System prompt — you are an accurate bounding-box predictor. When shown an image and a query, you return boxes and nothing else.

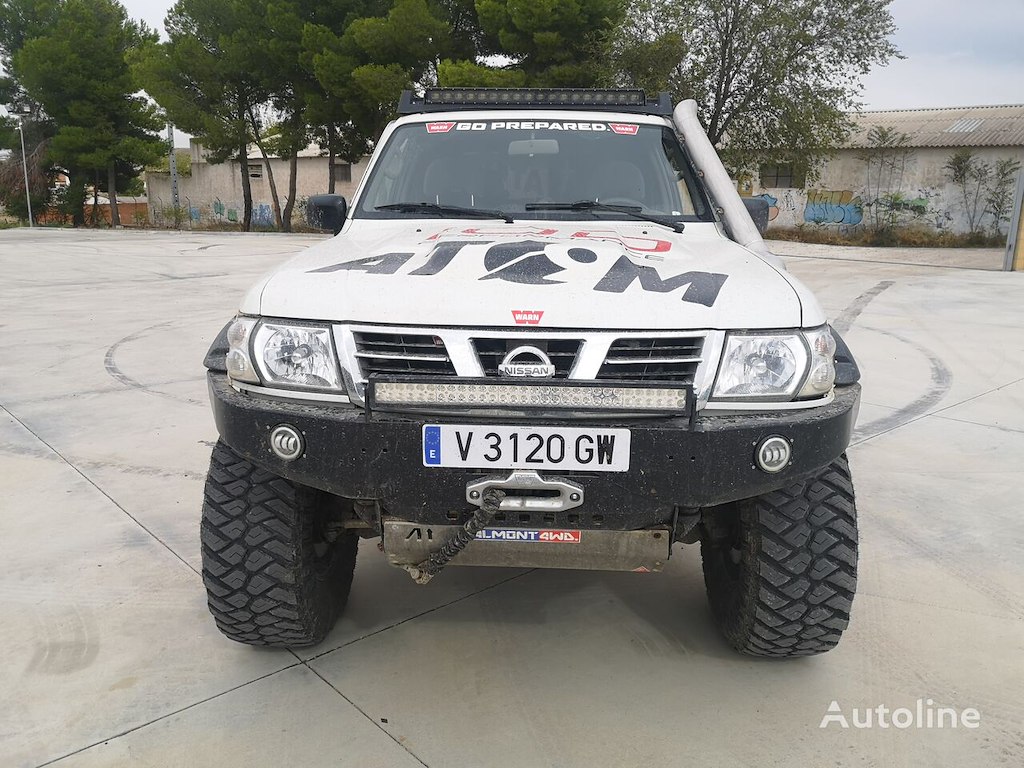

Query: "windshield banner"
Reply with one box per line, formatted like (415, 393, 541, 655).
(426, 121, 638, 134)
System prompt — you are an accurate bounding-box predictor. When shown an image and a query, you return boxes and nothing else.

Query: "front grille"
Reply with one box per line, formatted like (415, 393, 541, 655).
(472, 338, 581, 378)
(597, 336, 704, 383)
(353, 331, 456, 377)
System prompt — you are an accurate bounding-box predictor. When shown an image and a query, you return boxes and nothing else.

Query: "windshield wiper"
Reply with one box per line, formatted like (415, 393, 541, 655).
(525, 200, 685, 233)
(376, 202, 514, 223)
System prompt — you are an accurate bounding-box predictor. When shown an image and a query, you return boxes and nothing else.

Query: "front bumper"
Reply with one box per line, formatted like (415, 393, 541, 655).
(209, 373, 860, 531)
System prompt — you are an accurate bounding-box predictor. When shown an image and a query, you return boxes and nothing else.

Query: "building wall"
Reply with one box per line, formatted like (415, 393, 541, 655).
(755, 146, 1024, 236)
(35, 200, 149, 226)
(146, 149, 368, 228)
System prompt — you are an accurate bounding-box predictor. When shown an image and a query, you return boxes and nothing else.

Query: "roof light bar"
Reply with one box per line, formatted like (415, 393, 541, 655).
(398, 89, 673, 116)
(425, 88, 644, 106)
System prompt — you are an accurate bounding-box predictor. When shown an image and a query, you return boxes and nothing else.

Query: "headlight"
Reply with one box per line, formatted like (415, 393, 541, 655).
(711, 327, 837, 401)
(225, 317, 259, 383)
(798, 326, 836, 398)
(252, 322, 343, 390)
(712, 333, 808, 400)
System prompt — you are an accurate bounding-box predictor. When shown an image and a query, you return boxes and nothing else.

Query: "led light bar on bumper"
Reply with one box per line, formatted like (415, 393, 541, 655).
(368, 377, 690, 416)
(225, 317, 345, 393)
(711, 327, 837, 402)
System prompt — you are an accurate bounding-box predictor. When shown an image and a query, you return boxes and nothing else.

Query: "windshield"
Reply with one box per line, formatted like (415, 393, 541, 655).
(355, 119, 713, 222)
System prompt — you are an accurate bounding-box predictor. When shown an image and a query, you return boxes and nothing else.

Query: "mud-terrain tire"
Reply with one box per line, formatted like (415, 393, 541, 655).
(700, 455, 858, 657)
(201, 440, 358, 647)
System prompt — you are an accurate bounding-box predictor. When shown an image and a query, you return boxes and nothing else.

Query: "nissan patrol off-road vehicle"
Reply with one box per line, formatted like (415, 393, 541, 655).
(201, 88, 861, 657)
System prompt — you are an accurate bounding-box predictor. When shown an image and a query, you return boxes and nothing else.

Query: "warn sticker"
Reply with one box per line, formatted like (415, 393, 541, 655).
(609, 123, 639, 136)
(476, 529, 581, 543)
(512, 309, 543, 325)
(426, 122, 455, 133)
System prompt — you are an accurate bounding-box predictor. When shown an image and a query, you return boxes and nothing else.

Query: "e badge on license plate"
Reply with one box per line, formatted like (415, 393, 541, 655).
(422, 425, 630, 472)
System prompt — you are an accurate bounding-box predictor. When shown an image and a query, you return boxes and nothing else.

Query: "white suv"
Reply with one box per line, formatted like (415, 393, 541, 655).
(200, 88, 861, 657)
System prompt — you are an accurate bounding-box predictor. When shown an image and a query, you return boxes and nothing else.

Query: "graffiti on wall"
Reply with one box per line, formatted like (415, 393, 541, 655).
(803, 190, 863, 226)
(254, 204, 273, 227)
(873, 194, 926, 215)
(756, 191, 798, 222)
(756, 193, 780, 221)
(759, 182, 972, 236)
(782, 190, 797, 217)
(150, 195, 296, 229)
(860, 189, 956, 230)
(914, 188, 954, 230)
(212, 199, 240, 223)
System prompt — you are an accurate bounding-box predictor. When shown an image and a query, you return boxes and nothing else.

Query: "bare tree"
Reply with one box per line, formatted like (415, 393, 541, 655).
(859, 126, 914, 232)
(986, 157, 1022, 235)
(944, 150, 992, 234)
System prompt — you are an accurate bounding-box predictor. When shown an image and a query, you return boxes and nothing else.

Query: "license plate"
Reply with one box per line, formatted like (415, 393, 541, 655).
(422, 425, 630, 472)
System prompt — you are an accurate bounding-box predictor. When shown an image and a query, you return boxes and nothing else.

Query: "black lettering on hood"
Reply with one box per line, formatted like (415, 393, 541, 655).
(305, 240, 728, 308)
(480, 240, 567, 285)
(593, 255, 728, 307)
(310, 253, 413, 274)
(410, 241, 490, 276)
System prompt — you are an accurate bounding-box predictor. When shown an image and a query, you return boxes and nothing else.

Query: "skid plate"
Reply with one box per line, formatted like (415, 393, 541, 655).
(383, 520, 671, 572)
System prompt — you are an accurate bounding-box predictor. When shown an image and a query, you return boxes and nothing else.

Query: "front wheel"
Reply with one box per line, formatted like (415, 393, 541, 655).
(700, 455, 858, 657)
(200, 440, 358, 647)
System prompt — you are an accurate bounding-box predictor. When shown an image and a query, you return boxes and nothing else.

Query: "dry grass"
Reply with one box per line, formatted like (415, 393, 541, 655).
(768, 225, 1006, 249)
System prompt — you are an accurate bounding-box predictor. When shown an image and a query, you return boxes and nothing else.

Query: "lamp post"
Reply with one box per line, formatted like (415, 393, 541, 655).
(16, 114, 34, 227)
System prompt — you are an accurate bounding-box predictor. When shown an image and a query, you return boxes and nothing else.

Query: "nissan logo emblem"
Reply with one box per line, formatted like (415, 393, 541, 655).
(498, 345, 556, 378)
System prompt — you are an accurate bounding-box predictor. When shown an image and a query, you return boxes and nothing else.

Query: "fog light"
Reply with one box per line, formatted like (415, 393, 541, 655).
(755, 435, 791, 473)
(270, 424, 304, 461)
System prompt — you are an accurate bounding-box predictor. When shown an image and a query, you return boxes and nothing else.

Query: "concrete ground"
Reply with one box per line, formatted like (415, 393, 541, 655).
(1, 228, 1022, 768)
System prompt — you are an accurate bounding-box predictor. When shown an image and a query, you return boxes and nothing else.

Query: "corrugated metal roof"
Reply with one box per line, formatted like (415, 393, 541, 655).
(845, 105, 1024, 149)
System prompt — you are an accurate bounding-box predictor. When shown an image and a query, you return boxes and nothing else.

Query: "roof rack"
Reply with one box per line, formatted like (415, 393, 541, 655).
(398, 88, 673, 116)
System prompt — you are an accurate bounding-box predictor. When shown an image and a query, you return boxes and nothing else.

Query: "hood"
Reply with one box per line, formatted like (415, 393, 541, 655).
(242, 221, 823, 330)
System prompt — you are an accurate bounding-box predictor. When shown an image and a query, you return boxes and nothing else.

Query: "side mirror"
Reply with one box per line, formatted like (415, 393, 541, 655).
(307, 194, 348, 235)
(741, 196, 770, 236)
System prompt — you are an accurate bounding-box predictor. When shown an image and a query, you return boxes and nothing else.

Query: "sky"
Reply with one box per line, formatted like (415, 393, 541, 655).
(116, 0, 1023, 115)
(858, 0, 1024, 110)
(4, 0, 1022, 145)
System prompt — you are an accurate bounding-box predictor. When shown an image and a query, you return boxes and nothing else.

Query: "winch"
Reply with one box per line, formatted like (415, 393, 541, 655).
(386, 474, 671, 581)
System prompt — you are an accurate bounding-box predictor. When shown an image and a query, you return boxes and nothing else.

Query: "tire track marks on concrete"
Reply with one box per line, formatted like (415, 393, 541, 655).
(0, 439, 204, 481)
(0, 403, 200, 579)
(829, 280, 955, 441)
(104, 323, 205, 407)
(832, 279, 894, 335)
(852, 325, 953, 443)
